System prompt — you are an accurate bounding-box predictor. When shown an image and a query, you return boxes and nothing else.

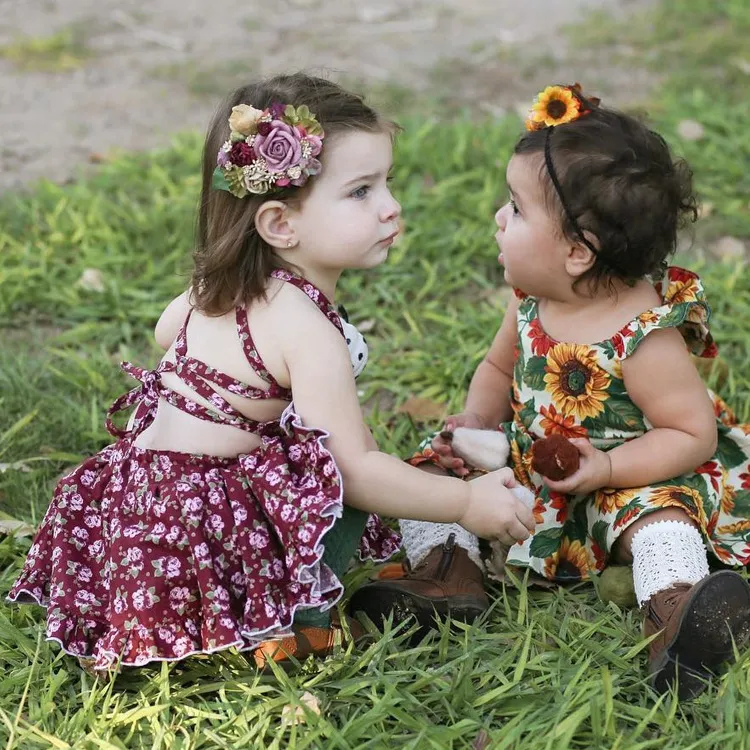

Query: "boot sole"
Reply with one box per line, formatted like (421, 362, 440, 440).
(349, 584, 487, 640)
(650, 570, 750, 701)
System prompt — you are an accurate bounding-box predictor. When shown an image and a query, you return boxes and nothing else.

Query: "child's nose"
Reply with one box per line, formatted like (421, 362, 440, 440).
(382, 194, 401, 222)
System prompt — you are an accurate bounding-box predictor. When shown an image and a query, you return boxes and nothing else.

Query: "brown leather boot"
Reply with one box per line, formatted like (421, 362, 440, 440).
(349, 533, 489, 636)
(644, 570, 750, 700)
(252, 612, 366, 670)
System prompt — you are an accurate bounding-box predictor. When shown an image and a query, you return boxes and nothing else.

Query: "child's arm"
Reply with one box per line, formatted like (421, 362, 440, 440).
(546, 327, 717, 494)
(154, 290, 192, 350)
(610, 327, 717, 485)
(463, 294, 519, 426)
(431, 295, 519, 474)
(280, 293, 535, 542)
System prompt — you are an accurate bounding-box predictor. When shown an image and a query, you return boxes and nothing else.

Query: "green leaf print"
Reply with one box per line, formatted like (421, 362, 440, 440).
(715, 427, 747, 469)
(625, 329, 644, 357)
(591, 520, 609, 552)
(529, 527, 565, 558)
(596, 398, 645, 433)
(523, 356, 548, 391)
(600, 341, 617, 360)
(731, 490, 750, 516)
(679, 472, 711, 498)
(567, 501, 589, 545)
(660, 307, 687, 328)
(515, 339, 526, 381)
(519, 398, 536, 429)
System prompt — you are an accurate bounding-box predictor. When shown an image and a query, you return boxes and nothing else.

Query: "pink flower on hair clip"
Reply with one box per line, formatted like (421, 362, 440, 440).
(212, 102, 325, 198)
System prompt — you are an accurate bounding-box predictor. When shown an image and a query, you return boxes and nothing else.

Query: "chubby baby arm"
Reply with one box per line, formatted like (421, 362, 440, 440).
(431, 296, 520, 474)
(601, 328, 716, 489)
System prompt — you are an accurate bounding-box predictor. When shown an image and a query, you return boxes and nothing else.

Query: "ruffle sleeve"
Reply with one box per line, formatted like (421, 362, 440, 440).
(623, 266, 717, 358)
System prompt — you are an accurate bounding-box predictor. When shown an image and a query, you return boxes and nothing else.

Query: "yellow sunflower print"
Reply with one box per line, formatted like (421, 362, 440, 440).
(544, 343, 611, 421)
(544, 537, 592, 581)
(649, 485, 709, 530)
(593, 487, 638, 514)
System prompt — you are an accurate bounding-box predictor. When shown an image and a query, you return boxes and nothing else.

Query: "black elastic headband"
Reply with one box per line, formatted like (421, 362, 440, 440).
(543, 127, 601, 259)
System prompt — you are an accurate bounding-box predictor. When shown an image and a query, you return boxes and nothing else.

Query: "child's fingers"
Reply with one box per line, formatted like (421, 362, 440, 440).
(433, 442, 452, 456)
(509, 518, 532, 542)
(568, 438, 594, 456)
(543, 472, 580, 494)
(514, 505, 536, 534)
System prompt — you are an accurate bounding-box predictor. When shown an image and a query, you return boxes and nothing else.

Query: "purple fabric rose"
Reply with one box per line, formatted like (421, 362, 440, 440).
(254, 120, 302, 173)
(217, 148, 230, 168)
(305, 134, 323, 157)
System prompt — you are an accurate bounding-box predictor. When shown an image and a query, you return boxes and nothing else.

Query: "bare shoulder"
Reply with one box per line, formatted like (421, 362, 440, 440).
(249, 278, 347, 359)
(154, 289, 192, 350)
(617, 279, 662, 322)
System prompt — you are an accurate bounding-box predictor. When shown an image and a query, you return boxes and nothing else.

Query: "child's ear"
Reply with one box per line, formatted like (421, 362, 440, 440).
(565, 231, 599, 278)
(255, 201, 297, 249)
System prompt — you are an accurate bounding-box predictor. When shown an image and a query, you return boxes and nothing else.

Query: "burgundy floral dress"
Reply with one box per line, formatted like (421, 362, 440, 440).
(8, 270, 400, 670)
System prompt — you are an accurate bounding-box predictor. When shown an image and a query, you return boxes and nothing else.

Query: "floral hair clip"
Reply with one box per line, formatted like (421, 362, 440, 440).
(524, 83, 600, 131)
(212, 102, 324, 198)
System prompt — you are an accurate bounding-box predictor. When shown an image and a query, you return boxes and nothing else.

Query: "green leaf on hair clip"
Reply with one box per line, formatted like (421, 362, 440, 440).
(284, 104, 323, 136)
(212, 167, 248, 198)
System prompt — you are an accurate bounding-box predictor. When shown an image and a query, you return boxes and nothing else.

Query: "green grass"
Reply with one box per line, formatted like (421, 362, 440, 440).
(2, 1, 750, 747)
(0, 26, 91, 72)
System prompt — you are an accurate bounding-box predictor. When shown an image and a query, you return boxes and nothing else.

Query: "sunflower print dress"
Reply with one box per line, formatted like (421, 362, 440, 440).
(414, 266, 750, 582)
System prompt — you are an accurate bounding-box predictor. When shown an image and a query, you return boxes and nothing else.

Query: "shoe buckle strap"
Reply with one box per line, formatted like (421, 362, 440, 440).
(435, 533, 456, 581)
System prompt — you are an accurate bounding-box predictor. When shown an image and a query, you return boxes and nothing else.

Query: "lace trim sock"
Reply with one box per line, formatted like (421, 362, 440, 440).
(631, 520, 710, 607)
(398, 520, 483, 570)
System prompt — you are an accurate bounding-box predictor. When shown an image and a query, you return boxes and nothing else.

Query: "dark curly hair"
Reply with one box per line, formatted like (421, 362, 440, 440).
(514, 100, 698, 291)
(192, 72, 395, 316)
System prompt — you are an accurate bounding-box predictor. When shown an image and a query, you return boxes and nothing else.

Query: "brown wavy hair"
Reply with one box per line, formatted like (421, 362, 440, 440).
(191, 73, 393, 315)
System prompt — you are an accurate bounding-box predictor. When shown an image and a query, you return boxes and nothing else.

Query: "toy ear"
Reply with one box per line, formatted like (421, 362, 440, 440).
(451, 428, 510, 471)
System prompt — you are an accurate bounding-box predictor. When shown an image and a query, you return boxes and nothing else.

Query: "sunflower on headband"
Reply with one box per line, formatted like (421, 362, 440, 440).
(525, 83, 600, 131)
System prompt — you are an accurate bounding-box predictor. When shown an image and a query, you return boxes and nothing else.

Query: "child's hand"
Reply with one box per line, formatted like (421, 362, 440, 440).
(542, 438, 612, 495)
(459, 468, 536, 545)
(431, 411, 486, 477)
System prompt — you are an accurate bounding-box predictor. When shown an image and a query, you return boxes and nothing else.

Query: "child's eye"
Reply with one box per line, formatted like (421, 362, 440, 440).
(509, 199, 520, 216)
(351, 185, 370, 200)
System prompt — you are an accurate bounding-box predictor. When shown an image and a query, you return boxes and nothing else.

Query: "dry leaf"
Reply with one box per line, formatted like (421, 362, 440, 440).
(281, 691, 321, 727)
(358, 319, 376, 333)
(397, 396, 446, 422)
(78, 268, 106, 292)
(472, 729, 491, 750)
(676, 119, 705, 141)
(0, 519, 36, 537)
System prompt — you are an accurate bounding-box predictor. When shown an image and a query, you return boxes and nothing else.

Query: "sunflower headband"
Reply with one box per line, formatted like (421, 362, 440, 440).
(524, 84, 609, 265)
(212, 102, 324, 198)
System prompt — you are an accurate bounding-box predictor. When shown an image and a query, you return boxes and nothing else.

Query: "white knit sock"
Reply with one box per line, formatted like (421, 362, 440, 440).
(398, 520, 483, 570)
(631, 520, 710, 607)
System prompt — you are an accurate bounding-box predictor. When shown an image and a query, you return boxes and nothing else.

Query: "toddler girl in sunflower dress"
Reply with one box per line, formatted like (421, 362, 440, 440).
(353, 84, 750, 701)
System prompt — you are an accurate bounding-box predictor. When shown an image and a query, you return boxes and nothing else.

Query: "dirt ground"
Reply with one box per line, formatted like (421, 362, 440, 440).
(0, 0, 654, 192)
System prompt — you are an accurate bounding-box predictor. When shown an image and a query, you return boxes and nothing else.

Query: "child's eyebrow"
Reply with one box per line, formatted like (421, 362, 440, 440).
(343, 171, 382, 188)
